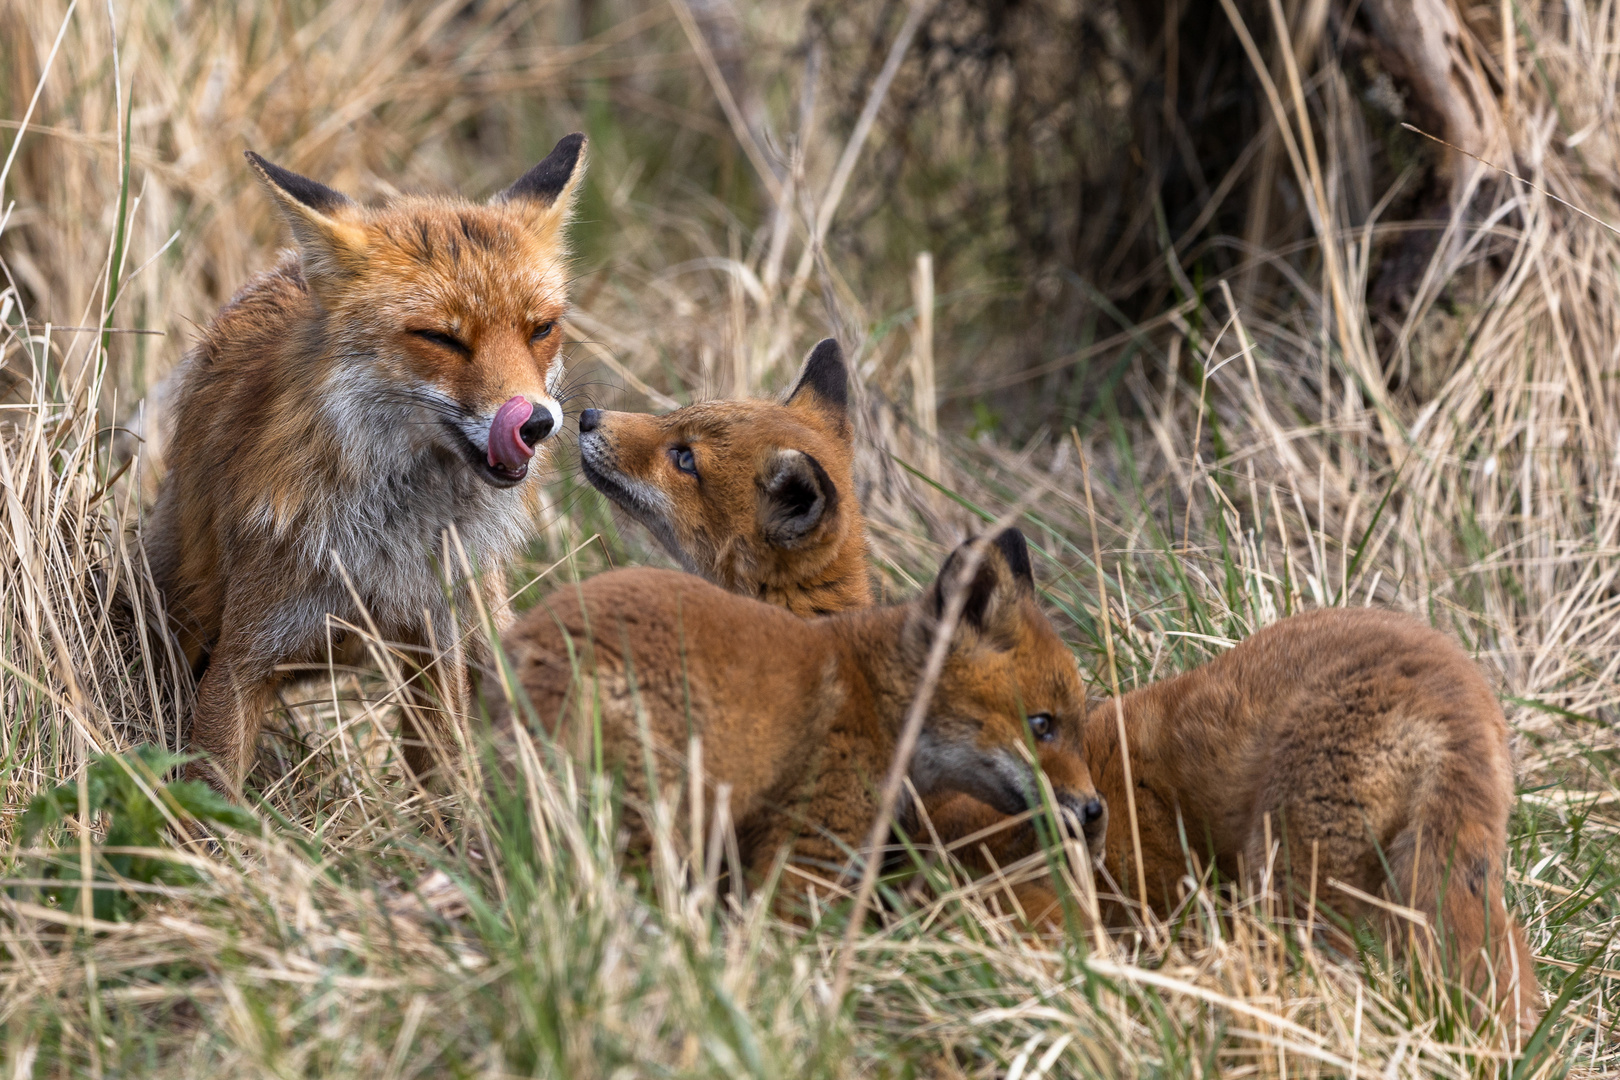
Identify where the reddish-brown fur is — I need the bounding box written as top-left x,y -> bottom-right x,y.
577,339 -> 872,616
147,136 -> 586,793
576,342 -> 1101,898
578,364 -> 1540,1027
1083,609 -> 1538,1028
496,531 -> 1102,906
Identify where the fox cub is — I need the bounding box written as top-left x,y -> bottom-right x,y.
577,338 -> 872,616
1087,608 -> 1538,1027
498,529 -> 1104,902
576,348 -> 1538,1026
148,135 -> 586,794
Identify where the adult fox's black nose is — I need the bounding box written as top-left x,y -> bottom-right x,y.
578,408 -> 602,434
520,409 -> 555,447
1082,798 -> 1104,825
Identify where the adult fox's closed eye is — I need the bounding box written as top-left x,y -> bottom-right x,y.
146,134 -> 587,795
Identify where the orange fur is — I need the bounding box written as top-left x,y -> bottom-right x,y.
497,530 -> 1102,908
1084,609 -> 1539,1029
147,136 -> 587,793
577,360 -> 1540,1027
576,342 -> 1102,900
577,339 -> 872,616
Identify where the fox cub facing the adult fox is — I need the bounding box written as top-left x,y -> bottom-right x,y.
498,529 -> 1104,900
577,338 -> 871,616
148,135 -> 586,794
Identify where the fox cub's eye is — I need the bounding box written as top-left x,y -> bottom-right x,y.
413,329 -> 470,356
671,447 -> 698,476
531,322 -> 555,344
1027,713 -> 1055,741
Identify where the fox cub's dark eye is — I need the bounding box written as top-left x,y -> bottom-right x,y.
671,447 -> 697,476
413,329 -> 469,356
1027,713 -> 1055,741
531,321 -> 555,344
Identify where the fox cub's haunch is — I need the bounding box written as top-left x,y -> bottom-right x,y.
148,135 -> 586,794
1088,608 -> 1539,1029
498,529 -> 1102,904
577,338 -> 871,616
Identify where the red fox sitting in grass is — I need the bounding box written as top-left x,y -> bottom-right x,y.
573,341 -> 1539,1029
497,528 -> 1105,903
148,134 -> 586,795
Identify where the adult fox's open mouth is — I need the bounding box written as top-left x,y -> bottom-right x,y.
445,422 -> 529,488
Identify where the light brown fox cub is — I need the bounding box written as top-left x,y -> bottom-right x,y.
498,529 -> 1103,901
577,338 -> 872,616
148,135 -> 587,794
1088,608 -> 1538,1028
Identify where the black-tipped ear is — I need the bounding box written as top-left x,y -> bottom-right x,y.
785,338 -> 848,432
499,133 -> 587,208
245,150 -> 367,288
992,528 -> 1034,592
244,151 -> 352,215
758,449 -> 838,548
919,532 -> 1031,649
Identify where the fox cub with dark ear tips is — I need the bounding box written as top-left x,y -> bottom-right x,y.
577,338 -> 873,616
146,134 -> 587,796
496,528 -> 1104,906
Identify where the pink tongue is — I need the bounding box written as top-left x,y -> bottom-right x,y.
488,396 -> 536,468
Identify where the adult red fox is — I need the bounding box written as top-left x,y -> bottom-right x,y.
497,528 -> 1105,901
148,135 -> 586,794
574,351 -> 1540,1027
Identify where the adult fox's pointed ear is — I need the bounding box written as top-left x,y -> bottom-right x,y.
785,338 -> 849,437
913,528 -> 1035,653
245,151 -> 368,287
758,449 -> 839,549
494,133 -> 586,237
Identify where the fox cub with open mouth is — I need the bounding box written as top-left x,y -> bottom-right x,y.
147,135 -> 586,794
498,529 -> 1103,906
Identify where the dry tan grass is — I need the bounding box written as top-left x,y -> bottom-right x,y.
3,0 -> 1619,1075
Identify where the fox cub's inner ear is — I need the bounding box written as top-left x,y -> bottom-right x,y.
494,133 -> 587,236
785,338 -> 849,435
245,151 -> 368,286
758,449 -> 839,548
922,528 -> 1035,649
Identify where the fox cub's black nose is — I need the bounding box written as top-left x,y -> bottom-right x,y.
1083,798 -> 1104,825
578,408 -> 601,434
520,410 -> 555,447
